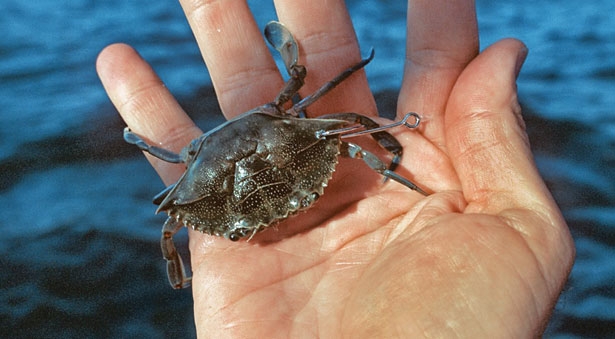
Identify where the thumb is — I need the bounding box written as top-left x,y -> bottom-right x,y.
443,38 -> 575,307
444,38 -> 550,214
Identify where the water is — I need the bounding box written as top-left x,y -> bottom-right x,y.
1,0 -> 613,337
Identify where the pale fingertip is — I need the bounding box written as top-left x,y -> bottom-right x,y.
96,43 -> 142,96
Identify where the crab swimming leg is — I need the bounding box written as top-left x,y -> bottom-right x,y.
264,21 -> 299,75
264,20 -> 375,117
264,21 -> 306,108
161,216 -> 192,289
343,142 -> 428,195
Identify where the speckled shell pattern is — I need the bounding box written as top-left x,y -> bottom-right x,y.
157,112 -> 348,238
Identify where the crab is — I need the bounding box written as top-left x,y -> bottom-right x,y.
124,21 -> 427,289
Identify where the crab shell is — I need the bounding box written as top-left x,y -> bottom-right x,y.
156,110 -> 348,241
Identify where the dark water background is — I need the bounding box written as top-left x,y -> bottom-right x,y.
1,0 -> 614,337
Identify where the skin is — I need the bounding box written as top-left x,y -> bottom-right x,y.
97,0 -> 575,337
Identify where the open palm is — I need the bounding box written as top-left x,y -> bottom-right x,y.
98,0 -> 574,337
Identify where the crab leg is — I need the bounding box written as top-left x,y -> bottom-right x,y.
273,64 -> 307,108
344,142 -> 428,195
153,184 -> 175,205
123,128 -> 183,163
161,217 -> 192,289
319,112 -> 404,172
287,49 -> 375,116
264,21 -> 306,109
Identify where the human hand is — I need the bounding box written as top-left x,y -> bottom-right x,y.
97,0 -> 575,337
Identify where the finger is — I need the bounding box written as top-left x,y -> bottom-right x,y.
179,0 -> 284,118
274,0 -> 377,116
398,0 -> 479,148
96,43 -> 201,185
445,39 -> 553,213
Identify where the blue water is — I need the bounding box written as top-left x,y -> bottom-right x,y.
1,0 -> 614,337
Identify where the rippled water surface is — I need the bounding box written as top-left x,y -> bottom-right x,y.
1,0 -> 614,337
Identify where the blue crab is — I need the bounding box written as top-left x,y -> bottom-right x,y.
124,21 -> 426,289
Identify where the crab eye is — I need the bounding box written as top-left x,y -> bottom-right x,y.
229,232 -> 241,242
